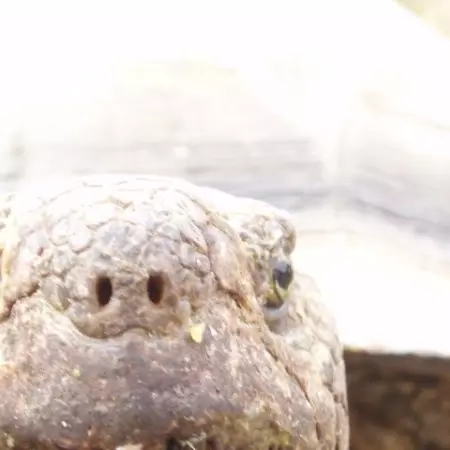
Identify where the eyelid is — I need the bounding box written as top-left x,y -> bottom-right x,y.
263,300 -> 289,323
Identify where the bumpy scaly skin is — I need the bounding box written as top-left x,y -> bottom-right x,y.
0,175 -> 348,450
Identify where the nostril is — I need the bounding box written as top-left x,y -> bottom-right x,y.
95,276 -> 113,307
147,273 -> 165,304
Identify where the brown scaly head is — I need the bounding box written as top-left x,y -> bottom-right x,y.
0,175 -> 348,450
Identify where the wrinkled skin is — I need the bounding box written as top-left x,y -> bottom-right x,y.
0,175 -> 348,450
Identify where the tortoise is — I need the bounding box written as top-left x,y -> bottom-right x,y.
0,174 -> 348,450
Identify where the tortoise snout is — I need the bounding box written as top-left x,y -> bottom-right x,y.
61,267 -> 194,339
94,271 -> 168,309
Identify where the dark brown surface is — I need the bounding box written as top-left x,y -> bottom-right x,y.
0,175 -> 348,449
346,350 -> 450,450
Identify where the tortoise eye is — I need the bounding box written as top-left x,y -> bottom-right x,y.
263,259 -> 294,321
273,259 -> 294,291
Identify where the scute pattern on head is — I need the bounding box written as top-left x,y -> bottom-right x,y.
0,176 -> 257,337
0,174 -> 348,450
188,185 -> 297,309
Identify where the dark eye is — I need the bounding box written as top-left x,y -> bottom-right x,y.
263,258 -> 294,315
263,259 -> 293,323
273,260 -> 294,290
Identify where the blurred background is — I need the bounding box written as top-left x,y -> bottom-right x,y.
1,0 -> 450,356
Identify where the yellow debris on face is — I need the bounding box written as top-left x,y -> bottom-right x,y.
189,322 -> 206,343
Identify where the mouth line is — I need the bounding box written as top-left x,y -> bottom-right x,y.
18,434 -> 295,450
62,319 -> 174,344
75,322 -> 153,340
164,436 -> 295,450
